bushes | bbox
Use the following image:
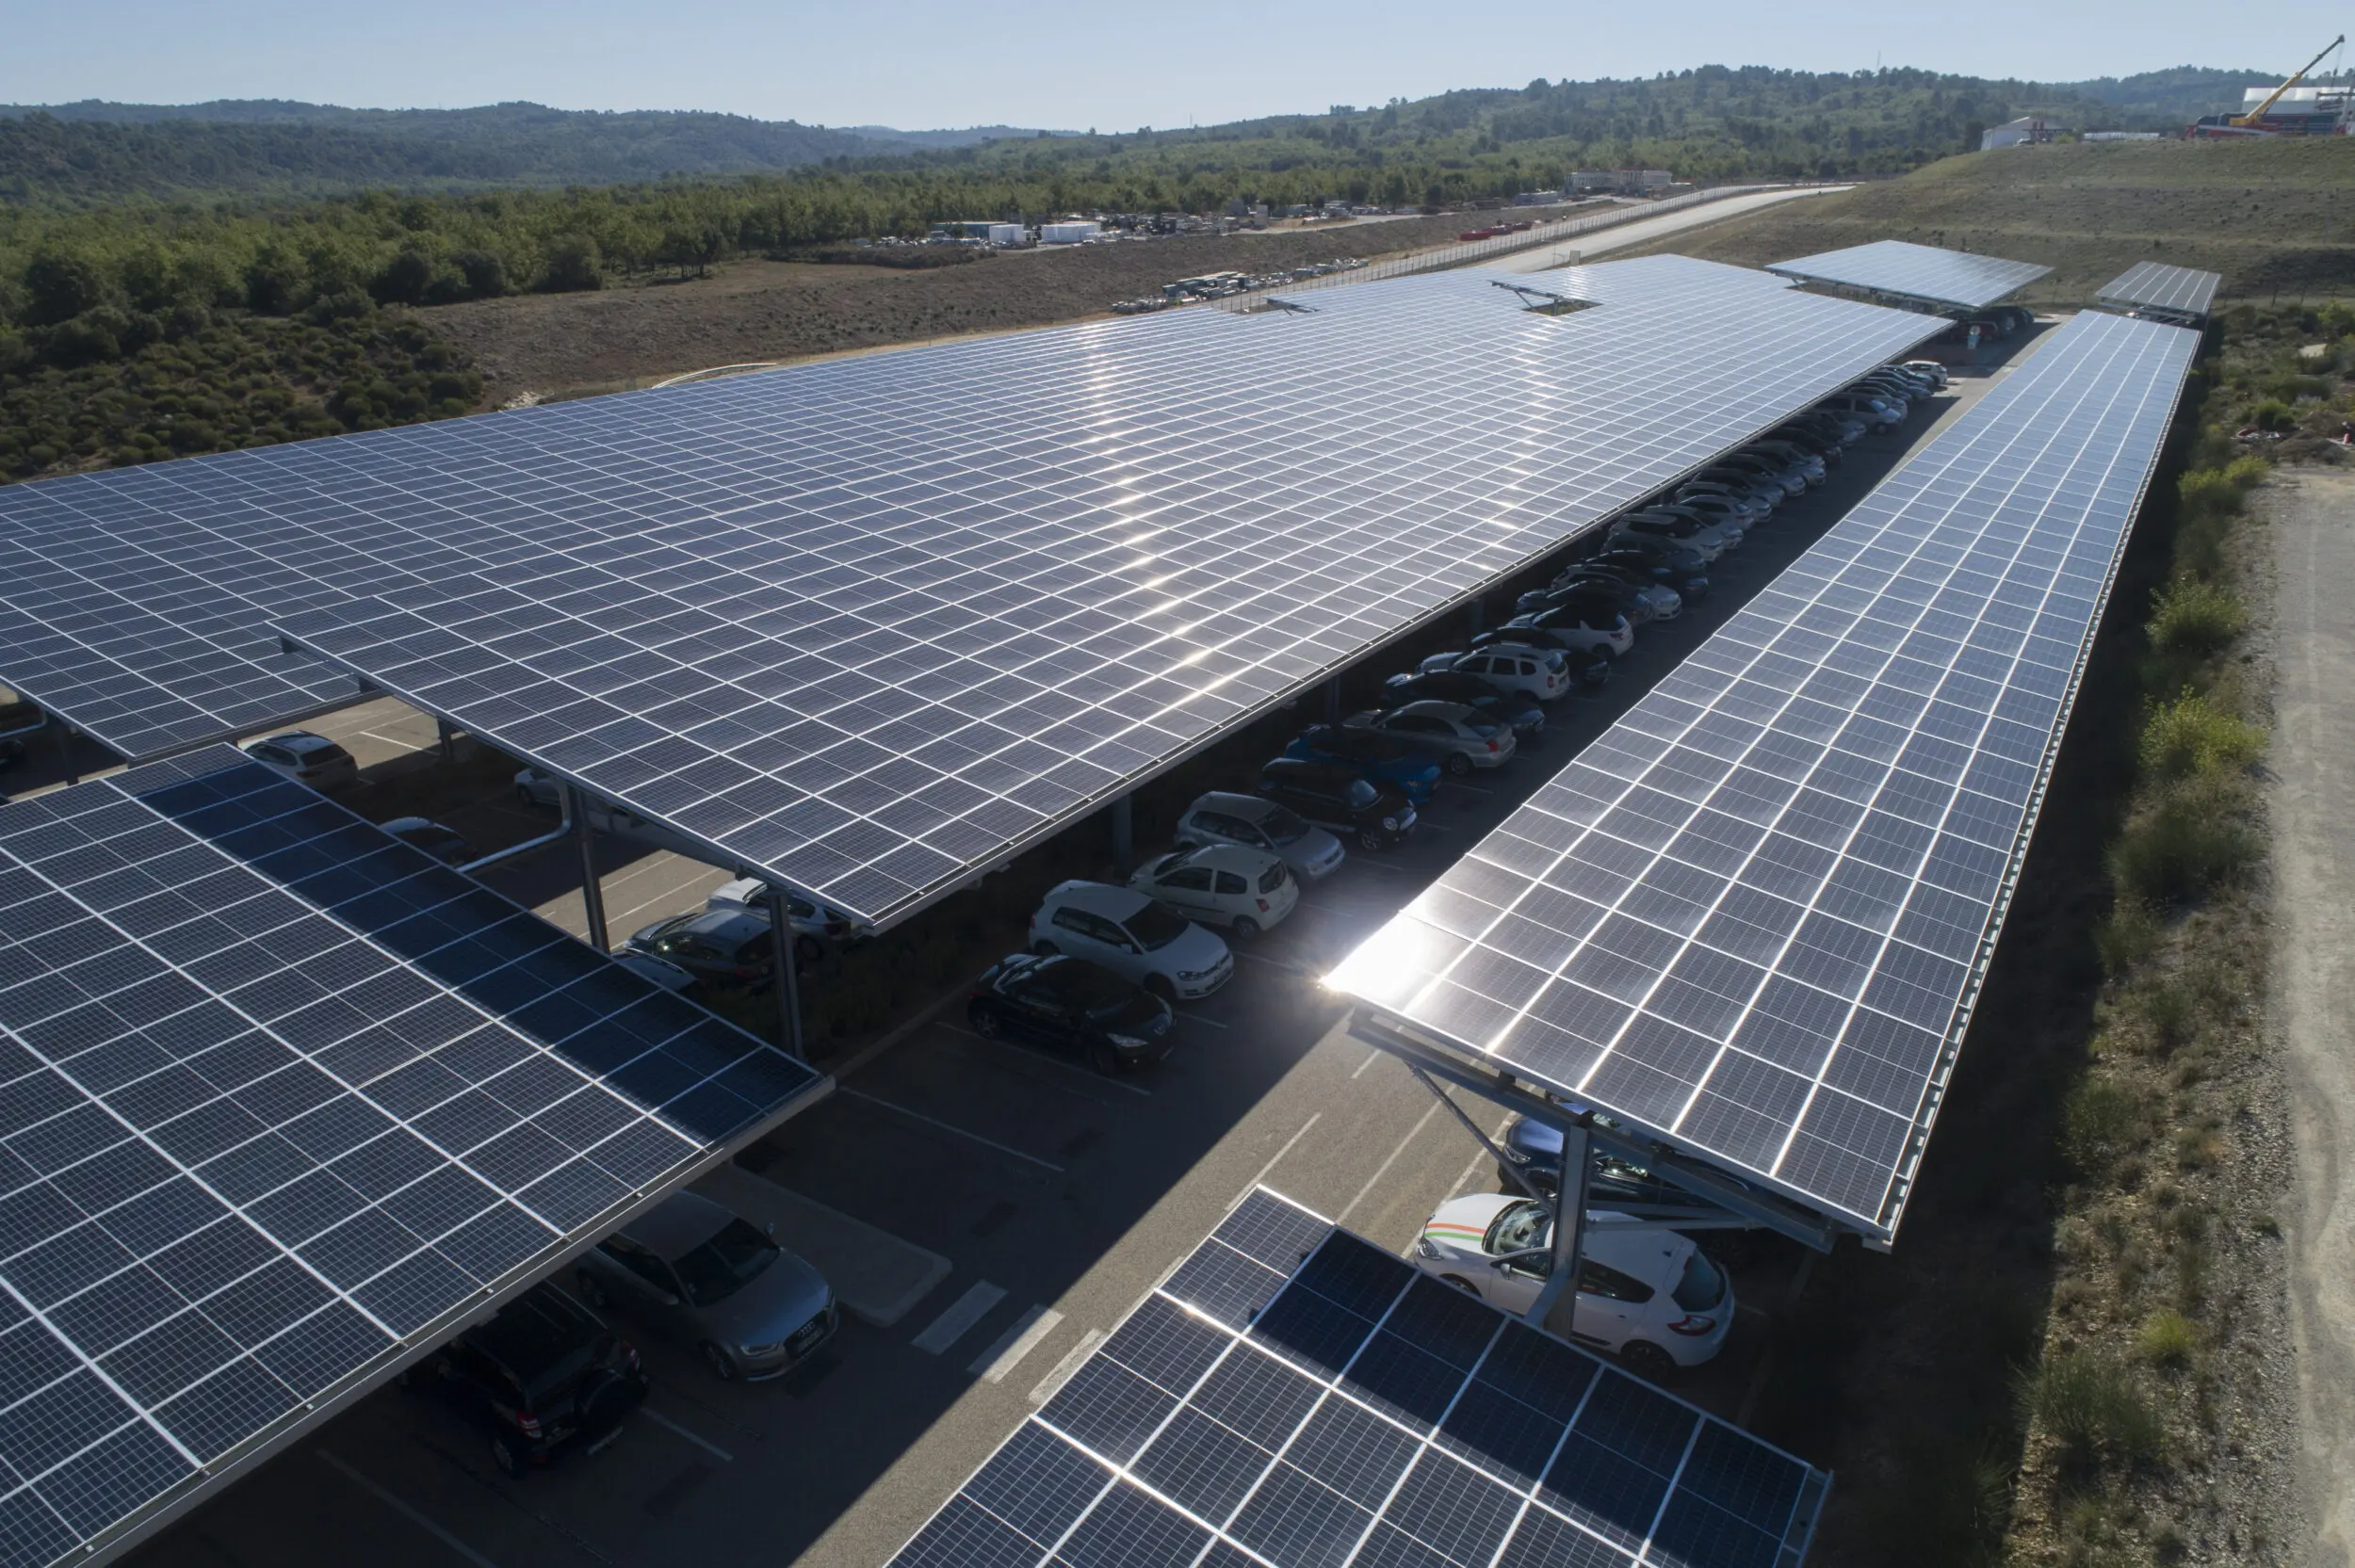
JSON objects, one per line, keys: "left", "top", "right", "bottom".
{"left": 2144, "top": 579, "right": 2243, "bottom": 658}
{"left": 2062, "top": 1078, "right": 2146, "bottom": 1177}
{"left": 2015, "top": 1350, "right": 2165, "bottom": 1467}
{"left": 2107, "top": 783, "right": 2260, "bottom": 904}
{"left": 2136, "top": 688, "right": 2264, "bottom": 781}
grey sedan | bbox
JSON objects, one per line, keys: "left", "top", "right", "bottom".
{"left": 575, "top": 1191, "right": 837, "bottom": 1381}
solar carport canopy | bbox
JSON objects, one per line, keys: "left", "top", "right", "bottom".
{"left": 248, "top": 260, "right": 1938, "bottom": 928}
{"left": 1766, "top": 240, "right": 2053, "bottom": 312}
{"left": 2098, "top": 261, "right": 2223, "bottom": 321}
{"left": 1332, "top": 310, "right": 2200, "bottom": 1242}
{"left": 889, "top": 1188, "right": 1828, "bottom": 1568}
{"left": 0, "top": 747, "right": 823, "bottom": 1568}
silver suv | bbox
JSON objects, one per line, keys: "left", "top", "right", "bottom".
{"left": 576, "top": 1190, "right": 837, "bottom": 1382}
{"left": 1175, "top": 791, "right": 1346, "bottom": 881}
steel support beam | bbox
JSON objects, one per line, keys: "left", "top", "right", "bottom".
{"left": 54, "top": 723, "right": 77, "bottom": 787}
{"left": 1348, "top": 1011, "right": 1839, "bottom": 1253}
{"left": 563, "top": 784, "right": 609, "bottom": 952}
{"left": 1110, "top": 795, "right": 1133, "bottom": 871}
{"left": 764, "top": 885, "right": 805, "bottom": 1059}
{"left": 436, "top": 717, "right": 457, "bottom": 763}
{"left": 1406, "top": 1065, "right": 1546, "bottom": 1202}
{"left": 1324, "top": 679, "right": 1342, "bottom": 721}
{"left": 1528, "top": 1116, "right": 1592, "bottom": 1339}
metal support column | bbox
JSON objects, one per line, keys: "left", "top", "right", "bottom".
{"left": 436, "top": 717, "right": 457, "bottom": 763}
{"left": 1528, "top": 1112, "right": 1592, "bottom": 1341}
{"left": 1323, "top": 679, "right": 1341, "bottom": 721}
{"left": 1406, "top": 1066, "right": 1546, "bottom": 1201}
{"left": 55, "top": 723, "right": 78, "bottom": 787}
{"left": 562, "top": 784, "right": 609, "bottom": 952}
{"left": 764, "top": 887, "right": 805, "bottom": 1059}
{"left": 1466, "top": 598, "right": 1486, "bottom": 637}
{"left": 1110, "top": 795, "right": 1133, "bottom": 871}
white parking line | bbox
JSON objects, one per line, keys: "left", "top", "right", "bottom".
{"left": 1337, "top": 1098, "right": 1445, "bottom": 1225}
{"left": 912, "top": 1281, "right": 1008, "bottom": 1354}
{"left": 640, "top": 1407, "right": 734, "bottom": 1463}
{"left": 838, "top": 1087, "right": 1065, "bottom": 1172}
{"left": 1446, "top": 781, "right": 1498, "bottom": 796}
{"left": 939, "top": 1022, "right": 1153, "bottom": 1098}
{"left": 1350, "top": 1049, "right": 1382, "bottom": 1080}
{"left": 970, "top": 1306, "right": 1064, "bottom": 1382}
{"left": 1179, "top": 1011, "right": 1229, "bottom": 1029}
{"left": 1244, "top": 1112, "right": 1321, "bottom": 1197}
{"left": 317, "top": 1450, "right": 501, "bottom": 1568}
{"left": 359, "top": 728, "right": 430, "bottom": 750}
{"left": 1030, "top": 1328, "right": 1106, "bottom": 1404}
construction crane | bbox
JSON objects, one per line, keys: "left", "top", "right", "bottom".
{"left": 2233, "top": 34, "right": 2346, "bottom": 129}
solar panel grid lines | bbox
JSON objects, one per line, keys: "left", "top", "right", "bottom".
{"left": 233, "top": 263, "right": 1947, "bottom": 928}
{"left": 885, "top": 1188, "right": 1829, "bottom": 1568}
{"left": 2097, "top": 261, "right": 2223, "bottom": 320}
{"left": 1331, "top": 310, "right": 2201, "bottom": 1239}
{"left": 1764, "top": 240, "right": 2055, "bottom": 312}
{"left": 0, "top": 747, "right": 823, "bottom": 1568}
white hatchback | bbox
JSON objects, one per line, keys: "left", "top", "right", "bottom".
{"left": 1126, "top": 843, "right": 1298, "bottom": 940}
{"left": 1421, "top": 645, "right": 1574, "bottom": 702}
{"left": 1029, "top": 881, "right": 1234, "bottom": 1000}
{"left": 1413, "top": 1193, "right": 1734, "bottom": 1376}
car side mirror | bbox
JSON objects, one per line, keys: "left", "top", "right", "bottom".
{"left": 766, "top": 1221, "right": 778, "bottom": 1240}
{"left": 657, "top": 1291, "right": 682, "bottom": 1308}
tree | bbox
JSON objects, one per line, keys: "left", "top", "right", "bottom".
{"left": 539, "top": 234, "right": 603, "bottom": 293}
{"left": 244, "top": 244, "right": 308, "bottom": 315}
{"left": 370, "top": 249, "right": 435, "bottom": 306}
{"left": 23, "top": 250, "right": 107, "bottom": 327}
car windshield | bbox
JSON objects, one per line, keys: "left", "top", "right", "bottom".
{"left": 1060, "top": 962, "right": 1142, "bottom": 1016}
{"left": 1489, "top": 1201, "right": 1551, "bottom": 1254}
{"left": 1344, "top": 779, "right": 1378, "bottom": 809}
{"left": 1126, "top": 900, "right": 1193, "bottom": 951}
{"left": 1259, "top": 806, "right": 1310, "bottom": 844}
{"left": 671, "top": 1218, "right": 778, "bottom": 1307}
{"left": 1672, "top": 1249, "right": 1727, "bottom": 1313}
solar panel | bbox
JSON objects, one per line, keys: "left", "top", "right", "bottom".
{"left": 2096, "top": 261, "right": 2222, "bottom": 321}
{"left": 1330, "top": 310, "right": 2200, "bottom": 1241}
{"left": 225, "top": 262, "right": 1945, "bottom": 929}
{"left": 886, "top": 1188, "right": 1829, "bottom": 1568}
{"left": 0, "top": 746, "right": 824, "bottom": 1567}
{"left": 1765, "top": 241, "right": 2053, "bottom": 312}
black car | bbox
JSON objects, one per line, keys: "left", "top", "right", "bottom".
{"left": 405, "top": 1282, "right": 648, "bottom": 1475}
{"left": 1766, "top": 416, "right": 1849, "bottom": 460}
{"left": 968, "top": 953, "right": 1174, "bottom": 1072}
{"left": 625, "top": 910, "right": 775, "bottom": 989}
{"left": 1519, "top": 572, "right": 1651, "bottom": 623}
{"left": 1377, "top": 671, "right": 1543, "bottom": 735}
{"left": 1257, "top": 757, "right": 1417, "bottom": 849}
{"left": 1579, "top": 553, "right": 1710, "bottom": 604}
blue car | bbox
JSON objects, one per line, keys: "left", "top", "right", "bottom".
{"left": 1284, "top": 726, "right": 1442, "bottom": 803}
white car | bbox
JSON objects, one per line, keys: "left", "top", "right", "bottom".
{"left": 243, "top": 731, "right": 357, "bottom": 790}
{"left": 1413, "top": 1194, "right": 1734, "bottom": 1376}
{"left": 1421, "top": 645, "right": 1574, "bottom": 702}
{"left": 1174, "top": 792, "right": 1346, "bottom": 881}
{"left": 705, "top": 877, "right": 875, "bottom": 957}
{"left": 1029, "top": 881, "right": 1233, "bottom": 1000}
{"left": 1126, "top": 843, "right": 1297, "bottom": 939}
{"left": 1900, "top": 359, "right": 1950, "bottom": 390}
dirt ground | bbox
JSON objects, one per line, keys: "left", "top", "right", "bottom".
{"left": 424, "top": 209, "right": 1567, "bottom": 396}
{"left": 2264, "top": 468, "right": 2355, "bottom": 1566}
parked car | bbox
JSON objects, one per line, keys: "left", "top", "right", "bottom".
{"left": 243, "top": 731, "right": 357, "bottom": 790}
{"left": 1284, "top": 726, "right": 1442, "bottom": 803}
{"left": 1493, "top": 1113, "right": 1762, "bottom": 1210}
{"left": 966, "top": 951, "right": 1174, "bottom": 1071}
{"left": 1417, "top": 644, "right": 1574, "bottom": 703}
{"left": 1342, "top": 702, "right": 1515, "bottom": 774}
{"left": 1525, "top": 571, "right": 1675, "bottom": 625}
{"left": 611, "top": 952, "right": 697, "bottom": 993}
{"left": 1127, "top": 842, "right": 1297, "bottom": 937}
{"left": 1029, "top": 881, "right": 1232, "bottom": 1000}
{"left": 1673, "top": 478, "right": 1773, "bottom": 522}
{"left": 704, "top": 877, "right": 873, "bottom": 960}
{"left": 1497, "top": 604, "right": 1634, "bottom": 660}
{"left": 1589, "top": 542, "right": 1711, "bottom": 600}
{"left": 1253, "top": 760, "right": 1416, "bottom": 850}
{"left": 1561, "top": 558, "right": 1693, "bottom": 615}
{"left": 1739, "top": 441, "right": 1827, "bottom": 485}
{"left": 1819, "top": 392, "right": 1901, "bottom": 430}
{"left": 1378, "top": 670, "right": 1545, "bottom": 735}
{"left": 402, "top": 1282, "right": 647, "bottom": 1475}
{"left": 382, "top": 816, "right": 472, "bottom": 865}
{"left": 1614, "top": 510, "right": 1731, "bottom": 561}
{"left": 1174, "top": 790, "right": 1346, "bottom": 881}
{"left": 1413, "top": 1196, "right": 1733, "bottom": 1376}
{"left": 576, "top": 1190, "right": 837, "bottom": 1382}
{"left": 1899, "top": 358, "right": 1951, "bottom": 389}
{"left": 1699, "top": 455, "right": 1806, "bottom": 498}
{"left": 625, "top": 910, "right": 775, "bottom": 989}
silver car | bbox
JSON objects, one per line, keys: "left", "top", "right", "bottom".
{"left": 1342, "top": 702, "right": 1515, "bottom": 774}
{"left": 576, "top": 1191, "right": 837, "bottom": 1382}
{"left": 1174, "top": 791, "right": 1346, "bottom": 881}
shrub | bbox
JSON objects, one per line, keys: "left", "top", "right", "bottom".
{"left": 2249, "top": 397, "right": 2296, "bottom": 432}
{"left": 540, "top": 234, "right": 604, "bottom": 293}
{"left": 2137, "top": 688, "right": 2264, "bottom": 780}
{"left": 2136, "top": 1310, "right": 2196, "bottom": 1369}
{"left": 2015, "top": 1349, "right": 2165, "bottom": 1465}
{"left": 2062, "top": 1076, "right": 2144, "bottom": 1176}
{"left": 2108, "top": 782, "right": 2259, "bottom": 905}
{"left": 2091, "top": 901, "right": 2160, "bottom": 978}
{"left": 2146, "top": 581, "right": 2244, "bottom": 658}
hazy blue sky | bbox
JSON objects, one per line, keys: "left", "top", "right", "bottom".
{"left": 0, "top": 0, "right": 2325, "bottom": 129}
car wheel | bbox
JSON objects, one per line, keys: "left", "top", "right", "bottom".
{"left": 701, "top": 1342, "right": 739, "bottom": 1382}
{"left": 1229, "top": 917, "right": 1259, "bottom": 943}
{"left": 489, "top": 1433, "right": 523, "bottom": 1477}
{"left": 1358, "top": 828, "right": 1385, "bottom": 851}
{"left": 1032, "top": 940, "right": 1059, "bottom": 958}
{"left": 1445, "top": 753, "right": 1471, "bottom": 776}
{"left": 1145, "top": 975, "right": 1177, "bottom": 1004}
{"left": 972, "top": 1005, "right": 1004, "bottom": 1040}
{"left": 575, "top": 1270, "right": 609, "bottom": 1309}
{"left": 1619, "top": 1341, "right": 1676, "bottom": 1381}
{"left": 1440, "top": 1275, "right": 1482, "bottom": 1298}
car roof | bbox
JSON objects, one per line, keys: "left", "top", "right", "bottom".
{"left": 1395, "top": 700, "right": 1476, "bottom": 720}
{"left": 683, "top": 910, "right": 766, "bottom": 941}
{"left": 270, "top": 732, "right": 340, "bottom": 752}
{"left": 380, "top": 816, "right": 430, "bottom": 832}
{"left": 1172, "top": 841, "right": 1274, "bottom": 870}
{"left": 1259, "top": 758, "right": 1354, "bottom": 784}
{"left": 1191, "top": 790, "right": 1279, "bottom": 819}
{"left": 1048, "top": 880, "right": 1151, "bottom": 918}
{"left": 470, "top": 1282, "right": 604, "bottom": 1373}
{"left": 612, "top": 1189, "right": 734, "bottom": 1260}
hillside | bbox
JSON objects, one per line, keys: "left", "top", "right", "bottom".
{"left": 1623, "top": 137, "right": 2355, "bottom": 304}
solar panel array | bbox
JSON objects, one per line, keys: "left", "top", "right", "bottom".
{"left": 1765, "top": 240, "right": 2053, "bottom": 312}
{"left": 0, "top": 747, "right": 822, "bottom": 1568}
{"left": 2097, "top": 261, "right": 2222, "bottom": 321}
{"left": 888, "top": 1188, "right": 1828, "bottom": 1568}
{"left": 1331, "top": 310, "right": 2199, "bottom": 1240}
{"left": 251, "top": 262, "right": 1939, "bottom": 928}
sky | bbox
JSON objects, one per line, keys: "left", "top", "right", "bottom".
{"left": 0, "top": 0, "right": 2326, "bottom": 130}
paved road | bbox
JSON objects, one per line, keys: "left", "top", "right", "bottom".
{"left": 1484, "top": 186, "right": 1851, "bottom": 275}
{"left": 106, "top": 354, "right": 2032, "bottom": 1568}
{"left": 2267, "top": 468, "right": 2355, "bottom": 1567}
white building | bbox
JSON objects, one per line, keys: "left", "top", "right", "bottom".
{"left": 1981, "top": 116, "right": 2050, "bottom": 150}
{"left": 1039, "top": 220, "right": 1102, "bottom": 245}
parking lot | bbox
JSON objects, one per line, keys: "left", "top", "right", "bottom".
{"left": 102, "top": 333, "right": 2039, "bottom": 1568}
